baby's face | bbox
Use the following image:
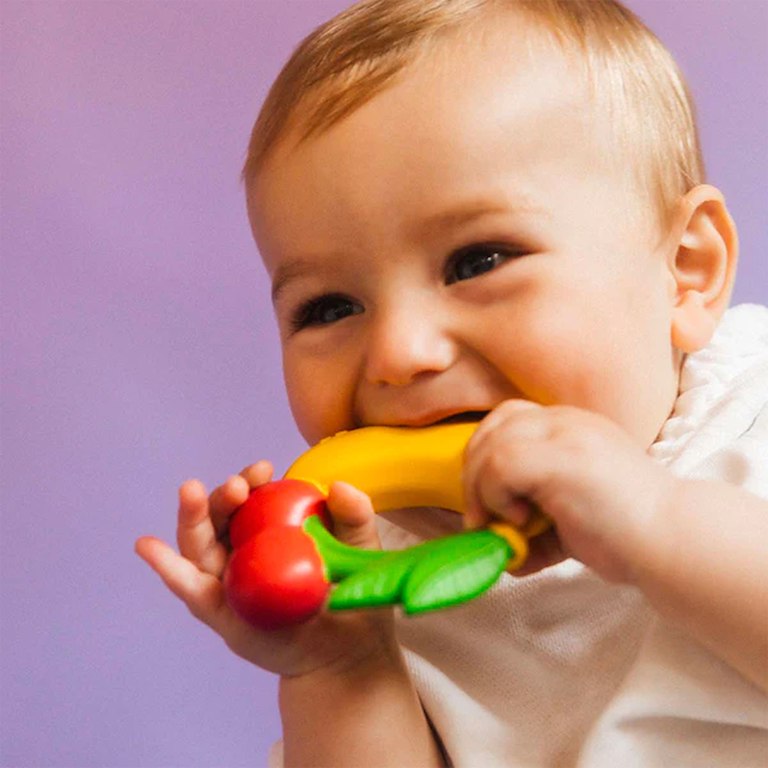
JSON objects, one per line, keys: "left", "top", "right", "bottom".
{"left": 249, "top": 20, "right": 680, "bottom": 448}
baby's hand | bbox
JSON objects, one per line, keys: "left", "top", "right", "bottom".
{"left": 463, "top": 401, "right": 678, "bottom": 582}
{"left": 135, "top": 465, "right": 397, "bottom": 678}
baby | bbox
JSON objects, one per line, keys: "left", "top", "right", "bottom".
{"left": 136, "top": 0, "right": 768, "bottom": 765}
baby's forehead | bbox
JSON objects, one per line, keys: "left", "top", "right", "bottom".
{"left": 255, "top": 22, "right": 597, "bottom": 184}
{"left": 251, "top": 38, "right": 602, "bottom": 204}
{"left": 312, "top": 14, "right": 585, "bottom": 141}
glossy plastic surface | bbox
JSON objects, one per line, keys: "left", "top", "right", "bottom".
{"left": 224, "top": 526, "right": 329, "bottom": 630}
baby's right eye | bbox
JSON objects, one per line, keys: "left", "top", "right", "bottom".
{"left": 291, "top": 293, "right": 364, "bottom": 331}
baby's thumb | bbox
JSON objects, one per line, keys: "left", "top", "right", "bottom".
{"left": 325, "top": 481, "right": 381, "bottom": 551}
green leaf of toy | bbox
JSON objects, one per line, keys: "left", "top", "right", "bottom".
{"left": 316, "top": 523, "right": 514, "bottom": 615}
{"left": 402, "top": 531, "right": 511, "bottom": 615}
{"left": 328, "top": 552, "right": 414, "bottom": 610}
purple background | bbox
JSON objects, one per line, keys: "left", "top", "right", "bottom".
{"left": 1, "top": 1, "right": 765, "bottom": 765}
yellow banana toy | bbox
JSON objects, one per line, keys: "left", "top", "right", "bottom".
{"left": 285, "top": 422, "right": 549, "bottom": 569}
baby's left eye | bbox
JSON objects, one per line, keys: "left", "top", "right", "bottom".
{"left": 445, "top": 244, "right": 518, "bottom": 284}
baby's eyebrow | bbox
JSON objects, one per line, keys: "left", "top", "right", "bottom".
{"left": 412, "top": 196, "right": 547, "bottom": 239}
{"left": 271, "top": 258, "right": 311, "bottom": 304}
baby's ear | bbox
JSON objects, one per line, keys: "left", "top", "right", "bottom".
{"left": 667, "top": 184, "right": 738, "bottom": 353}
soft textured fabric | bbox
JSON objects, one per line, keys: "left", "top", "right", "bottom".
{"left": 269, "top": 303, "right": 768, "bottom": 767}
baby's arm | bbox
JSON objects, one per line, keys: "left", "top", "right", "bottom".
{"left": 135, "top": 468, "right": 444, "bottom": 767}
{"left": 634, "top": 477, "right": 768, "bottom": 691}
{"left": 463, "top": 401, "right": 768, "bottom": 692}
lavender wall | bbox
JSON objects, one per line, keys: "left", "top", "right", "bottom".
{"left": 1, "top": 1, "right": 765, "bottom": 765}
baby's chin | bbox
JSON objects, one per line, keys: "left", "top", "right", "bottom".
{"left": 379, "top": 506, "right": 465, "bottom": 541}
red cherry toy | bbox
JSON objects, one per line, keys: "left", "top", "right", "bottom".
{"left": 224, "top": 526, "right": 330, "bottom": 630}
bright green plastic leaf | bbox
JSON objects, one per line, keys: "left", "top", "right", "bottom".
{"left": 403, "top": 531, "right": 511, "bottom": 615}
{"left": 324, "top": 528, "right": 513, "bottom": 614}
{"left": 329, "top": 552, "right": 414, "bottom": 610}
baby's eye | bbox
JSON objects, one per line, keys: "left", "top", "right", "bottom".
{"left": 291, "top": 293, "right": 364, "bottom": 332}
{"left": 445, "top": 244, "right": 518, "bottom": 284}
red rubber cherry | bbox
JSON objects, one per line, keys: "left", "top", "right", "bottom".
{"left": 229, "top": 479, "right": 329, "bottom": 549}
{"left": 224, "top": 526, "right": 330, "bottom": 630}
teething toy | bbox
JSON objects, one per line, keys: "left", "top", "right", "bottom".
{"left": 224, "top": 422, "right": 549, "bottom": 630}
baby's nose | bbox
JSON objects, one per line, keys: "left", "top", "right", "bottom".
{"left": 363, "top": 304, "right": 456, "bottom": 387}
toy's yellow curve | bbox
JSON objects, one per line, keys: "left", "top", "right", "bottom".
{"left": 284, "top": 422, "right": 548, "bottom": 570}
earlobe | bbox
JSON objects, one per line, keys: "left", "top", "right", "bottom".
{"left": 671, "top": 290, "right": 718, "bottom": 352}
{"left": 668, "top": 185, "right": 738, "bottom": 353}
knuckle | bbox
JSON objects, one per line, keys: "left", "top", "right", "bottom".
{"left": 480, "top": 448, "right": 513, "bottom": 492}
{"left": 186, "top": 586, "right": 221, "bottom": 626}
{"left": 492, "top": 428, "right": 526, "bottom": 464}
{"left": 490, "top": 400, "right": 522, "bottom": 426}
{"left": 549, "top": 414, "right": 607, "bottom": 463}
{"left": 497, "top": 398, "right": 533, "bottom": 415}
{"left": 487, "top": 448, "right": 509, "bottom": 478}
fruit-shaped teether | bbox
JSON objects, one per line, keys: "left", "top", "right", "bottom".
{"left": 224, "top": 423, "right": 549, "bottom": 630}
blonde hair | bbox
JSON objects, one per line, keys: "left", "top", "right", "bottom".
{"left": 243, "top": 0, "right": 704, "bottom": 225}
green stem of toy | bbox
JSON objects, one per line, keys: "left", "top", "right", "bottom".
{"left": 305, "top": 514, "right": 479, "bottom": 581}
{"left": 303, "top": 515, "right": 387, "bottom": 579}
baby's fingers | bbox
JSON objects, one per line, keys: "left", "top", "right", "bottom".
{"left": 177, "top": 479, "right": 227, "bottom": 577}
{"left": 208, "top": 461, "right": 274, "bottom": 536}
{"left": 135, "top": 536, "right": 233, "bottom": 635}
{"left": 326, "top": 481, "right": 380, "bottom": 551}
{"left": 238, "top": 460, "right": 274, "bottom": 489}
{"left": 207, "top": 475, "right": 251, "bottom": 537}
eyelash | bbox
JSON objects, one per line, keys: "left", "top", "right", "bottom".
{"left": 444, "top": 243, "right": 521, "bottom": 285}
{"left": 289, "top": 243, "right": 522, "bottom": 332}
{"left": 290, "top": 293, "right": 363, "bottom": 333}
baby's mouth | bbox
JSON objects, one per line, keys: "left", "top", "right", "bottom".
{"left": 432, "top": 410, "right": 490, "bottom": 426}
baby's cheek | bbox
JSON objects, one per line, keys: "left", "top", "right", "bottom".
{"left": 503, "top": 311, "right": 591, "bottom": 389}
{"left": 284, "top": 365, "right": 351, "bottom": 444}
{"left": 286, "top": 382, "right": 325, "bottom": 444}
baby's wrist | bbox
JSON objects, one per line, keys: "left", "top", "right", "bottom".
{"left": 281, "top": 635, "right": 404, "bottom": 690}
{"left": 620, "top": 472, "right": 687, "bottom": 589}
{"left": 279, "top": 638, "right": 409, "bottom": 725}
